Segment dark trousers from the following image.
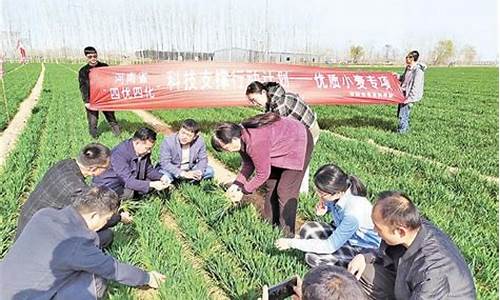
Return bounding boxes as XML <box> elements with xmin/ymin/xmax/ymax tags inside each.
<box><xmin>86</xmin><ymin>108</ymin><xmax>120</xmax><ymax>138</ymax></box>
<box><xmin>359</xmin><ymin>262</ymin><xmax>397</xmax><ymax>300</ymax></box>
<box><xmin>263</xmin><ymin>130</ymin><xmax>314</xmax><ymax>236</ymax></box>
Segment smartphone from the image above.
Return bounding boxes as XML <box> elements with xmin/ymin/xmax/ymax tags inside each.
<box><xmin>266</xmin><ymin>277</ymin><xmax>298</xmax><ymax>300</ymax></box>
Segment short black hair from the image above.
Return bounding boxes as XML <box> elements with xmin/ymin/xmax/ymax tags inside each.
<box><xmin>407</xmin><ymin>50</ymin><xmax>420</xmax><ymax>62</ymax></box>
<box><xmin>302</xmin><ymin>265</ymin><xmax>367</xmax><ymax>300</ymax></box>
<box><xmin>374</xmin><ymin>191</ymin><xmax>422</xmax><ymax>230</ymax></box>
<box><xmin>133</xmin><ymin>127</ymin><xmax>157</xmax><ymax>142</ymax></box>
<box><xmin>77</xmin><ymin>143</ymin><xmax>110</xmax><ymax>167</ymax></box>
<box><xmin>84</xmin><ymin>46</ymin><xmax>97</xmax><ymax>56</ymax></box>
<box><xmin>181</xmin><ymin>119</ymin><xmax>200</xmax><ymax>134</ymax></box>
<box><xmin>72</xmin><ymin>186</ymin><xmax>119</xmax><ymax>215</ymax></box>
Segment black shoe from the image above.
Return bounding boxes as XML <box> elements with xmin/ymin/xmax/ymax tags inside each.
<box><xmin>111</xmin><ymin>126</ymin><xmax>121</xmax><ymax>137</ymax></box>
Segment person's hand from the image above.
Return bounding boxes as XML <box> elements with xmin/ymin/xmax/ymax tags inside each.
<box><xmin>147</xmin><ymin>271</ymin><xmax>166</xmax><ymax>288</ymax></box>
<box><xmin>180</xmin><ymin>171</ymin><xmax>197</xmax><ymax>180</ymax></box>
<box><xmin>291</xmin><ymin>275</ymin><xmax>303</xmax><ymax>300</ymax></box>
<box><xmin>259</xmin><ymin>285</ymin><xmax>269</xmax><ymax>300</ymax></box>
<box><xmin>120</xmin><ymin>211</ymin><xmax>133</xmax><ymax>224</ymax></box>
<box><xmin>226</xmin><ymin>189</ymin><xmax>243</xmax><ymax>204</ymax></box>
<box><xmin>191</xmin><ymin>170</ymin><xmax>203</xmax><ymax>181</ymax></box>
<box><xmin>315</xmin><ymin>201</ymin><xmax>328</xmax><ymax>216</ymax></box>
<box><xmin>150</xmin><ymin>180</ymin><xmax>170</xmax><ymax>191</ymax></box>
<box><xmin>275</xmin><ymin>238</ymin><xmax>292</xmax><ymax>251</ymax></box>
<box><xmin>347</xmin><ymin>254</ymin><xmax>367</xmax><ymax>280</ymax></box>
<box><xmin>226</xmin><ymin>184</ymin><xmax>240</xmax><ymax>194</ymax></box>
<box><xmin>84</xmin><ymin>103</ymin><xmax>94</xmax><ymax>110</ymax></box>
<box><xmin>392</xmin><ymin>72</ymin><xmax>399</xmax><ymax>78</ymax></box>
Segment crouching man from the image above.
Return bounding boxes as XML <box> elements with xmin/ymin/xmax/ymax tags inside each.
<box><xmin>0</xmin><ymin>186</ymin><xmax>166</xmax><ymax>299</ymax></box>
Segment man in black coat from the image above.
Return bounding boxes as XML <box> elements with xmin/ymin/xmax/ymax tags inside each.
<box><xmin>348</xmin><ymin>191</ymin><xmax>476</xmax><ymax>299</ymax></box>
<box><xmin>79</xmin><ymin>46</ymin><xmax>120</xmax><ymax>139</ymax></box>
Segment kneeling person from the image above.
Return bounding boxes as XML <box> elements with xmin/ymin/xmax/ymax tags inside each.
<box><xmin>158</xmin><ymin>119</ymin><xmax>214</xmax><ymax>183</ymax></box>
<box><xmin>93</xmin><ymin>127</ymin><xmax>170</xmax><ymax>200</ymax></box>
<box><xmin>348</xmin><ymin>191</ymin><xmax>476</xmax><ymax>299</ymax></box>
<box><xmin>0</xmin><ymin>187</ymin><xmax>165</xmax><ymax>300</ymax></box>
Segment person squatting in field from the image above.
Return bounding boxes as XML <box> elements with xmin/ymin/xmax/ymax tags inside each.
<box><xmin>93</xmin><ymin>127</ymin><xmax>171</xmax><ymax>200</ymax></box>
<box><xmin>274</xmin><ymin>164</ymin><xmax>380</xmax><ymax>268</ymax></box>
<box><xmin>0</xmin><ymin>187</ymin><xmax>165</xmax><ymax>299</ymax></box>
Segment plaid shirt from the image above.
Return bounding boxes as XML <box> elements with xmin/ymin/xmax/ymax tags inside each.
<box><xmin>15</xmin><ymin>159</ymin><xmax>89</xmax><ymax>238</ymax></box>
<box><xmin>265</xmin><ymin>83</ymin><xmax>316</xmax><ymax>128</ymax></box>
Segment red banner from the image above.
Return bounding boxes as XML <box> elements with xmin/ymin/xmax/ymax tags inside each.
<box><xmin>89</xmin><ymin>62</ymin><xmax>404</xmax><ymax>111</ymax></box>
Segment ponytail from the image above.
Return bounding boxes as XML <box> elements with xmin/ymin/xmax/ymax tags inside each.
<box><xmin>347</xmin><ymin>175</ymin><xmax>367</xmax><ymax>197</ymax></box>
<box><xmin>314</xmin><ymin>164</ymin><xmax>367</xmax><ymax>197</ymax></box>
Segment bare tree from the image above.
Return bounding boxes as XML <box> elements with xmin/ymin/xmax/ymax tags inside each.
<box><xmin>460</xmin><ymin>45</ymin><xmax>477</xmax><ymax>65</ymax></box>
<box><xmin>349</xmin><ymin>45</ymin><xmax>364</xmax><ymax>63</ymax></box>
<box><xmin>432</xmin><ymin>39</ymin><xmax>455</xmax><ymax>65</ymax></box>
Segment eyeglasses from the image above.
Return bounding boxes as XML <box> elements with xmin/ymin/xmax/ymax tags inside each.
<box><xmin>86</xmin><ymin>54</ymin><xmax>97</xmax><ymax>59</ymax></box>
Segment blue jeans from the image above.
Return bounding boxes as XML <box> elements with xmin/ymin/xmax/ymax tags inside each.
<box><xmin>397</xmin><ymin>103</ymin><xmax>412</xmax><ymax>133</ymax></box>
<box><xmin>160</xmin><ymin>165</ymin><xmax>214</xmax><ymax>183</ymax></box>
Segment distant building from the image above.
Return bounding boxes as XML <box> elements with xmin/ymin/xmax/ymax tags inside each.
<box><xmin>135</xmin><ymin>50</ymin><xmax>214</xmax><ymax>61</ymax></box>
<box><xmin>213</xmin><ymin>47</ymin><xmax>323</xmax><ymax>64</ymax></box>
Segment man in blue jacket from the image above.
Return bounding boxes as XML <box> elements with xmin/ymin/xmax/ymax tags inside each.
<box><xmin>0</xmin><ymin>186</ymin><xmax>165</xmax><ymax>300</ymax></box>
<box><xmin>158</xmin><ymin>119</ymin><xmax>214</xmax><ymax>183</ymax></box>
<box><xmin>93</xmin><ymin>127</ymin><xmax>170</xmax><ymax>200</ymax></box>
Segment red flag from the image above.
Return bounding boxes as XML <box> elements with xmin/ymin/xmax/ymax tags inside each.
<box><xmin>89</xmin><ymin>62</ymin><xmax>404</xmax><ymax>111</ymax></box>
<box><xmin>16</xmin><ymin>40</ymin><xmax>26</xmax><ymax>63</ymax></box>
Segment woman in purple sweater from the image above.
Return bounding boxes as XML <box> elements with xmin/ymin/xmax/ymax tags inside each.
<box><xmin>211</xmin><ymin>113</ymin><xmax>314</xmax><ymax>236</ymax></box>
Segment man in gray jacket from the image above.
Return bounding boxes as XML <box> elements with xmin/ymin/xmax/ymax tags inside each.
<box><xmin>0</xmin><ymin>186</ymin><xmax>165</xmax><ymax>300</ymax></box>
<box><xmin>347</xmin><ymin>191</ymin><xmax>475</xmax><ymax>299</ymax></box>
<box><xmin>158</xmin><ymin>119</ymin><xmax>214</xmax><ymax>183</ymax></box>
<box><xmin>395</xmin><ymin>50</ymin><xmax>426</xmax><ymax>133</ymax></box>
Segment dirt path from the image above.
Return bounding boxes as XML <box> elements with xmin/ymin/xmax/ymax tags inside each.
<box><xmin>0</xmin><ymin>63</ymin><xmax>45</xmax><ymax>171</ymax></box>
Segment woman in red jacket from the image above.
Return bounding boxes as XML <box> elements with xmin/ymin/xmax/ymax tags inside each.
<box><xmin>212</xmin><ymin>113</ymin><xmax>314</xmax><ymax>236</ymax></box>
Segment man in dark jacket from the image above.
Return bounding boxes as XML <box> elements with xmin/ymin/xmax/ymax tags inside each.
<box><xmin>347</xmin><ymin>191</ymin><xmax>475</xmax><ymax>299</ymax></box>
<box><xmin>1</xmin><ymin>186</ymin><xmax>165</xmax><ymax>300</ymax></box>
<box><xmin>93</xmin><ymin>127</ymin><xmax>170</xmax><ymax>200</ymax></box>
<box><xmin>15</xmin><ymin>143</ymin><xmax>131</xmax><ymax>248</ymax></box>
<box><xmin>79</xmin><ymin>46</ymin><xmax>120</xmax><ymax>139</ymax></box>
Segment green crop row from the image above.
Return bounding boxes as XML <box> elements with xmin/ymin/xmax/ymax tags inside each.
<box><xmin>0</xmin><ymin>63</ymin><xmax>42</xmax><ymax>131</ymax></box>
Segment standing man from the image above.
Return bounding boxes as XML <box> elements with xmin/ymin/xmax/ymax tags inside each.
<box><xmin>15</xmin><ymin>143</ymin><xmax>130</xmax><ymax>248</ymax></box>
<box><xmin>395</xmin><ymin>50</ymin><xmax>426</xmax><ymax>133</ymax></box>
<box><xmin>1</xmin><ymin>187</ymin><xmax>166</xmax><ymax>299</ymax></box>
<box><xmin>93</xmin><ymin>127</ymin><xmax>170</xmax><ymax>200</ymax></box>
<box><xmin>79</xmin><ymin>46</ymin><xmax>121</xmax><ymax>139</ymax></box>
<box><xmin>347</xmin><ymin>191</ymin><xmax>476</xmax><ymax>299</ymax></box>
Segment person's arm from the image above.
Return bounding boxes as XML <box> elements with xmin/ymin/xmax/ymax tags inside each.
<box><xmin>406</xmin><ymin>69</ymin><xmax>424</xmax><ymax>103</ymax></box>
<box><xmin>78</xmin><ymin>68</ymin><xmax>90</xmax><ymax>103</ymax></box>
<box><xmin>287</xmin><ymin>214</ymin><xmax>359</xmax><ymax>254</ymax></box>
<box><xmin>145</xmin><ymin>155</ymin><xmax>163</xmax><ymax>181</ymax></box>
<box><xmin>234</xmin><ymin>152</ymin><xmax>255</xmax><ymax>188</ymax></box>
<box><xmin>409</xmin><ymin>261</ymin><xmax>452</xmax><ymax>300</ymax></box>
<box><xmin>159</xmin><ymin>138</ymin><xmax>182</xmax><ymax>178</ymax></box>
<box><xmin>67</xmin><ymin>238</ymin><xmax>149</xmax><ymax>287</ymax></box>
<box><xmin>239</xmin><ymin>139</ymin><xmax>271</xmax><ymax>194</ymax></box>
<box><xmin>192</xmin><ymin>139</ymin><xmax>208</xmax><ymax>172</ymax></box>
<box><xmin>111</xmin><ymin>154</ymin><xmax>150</xmax><ymax>194</ymax></box>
